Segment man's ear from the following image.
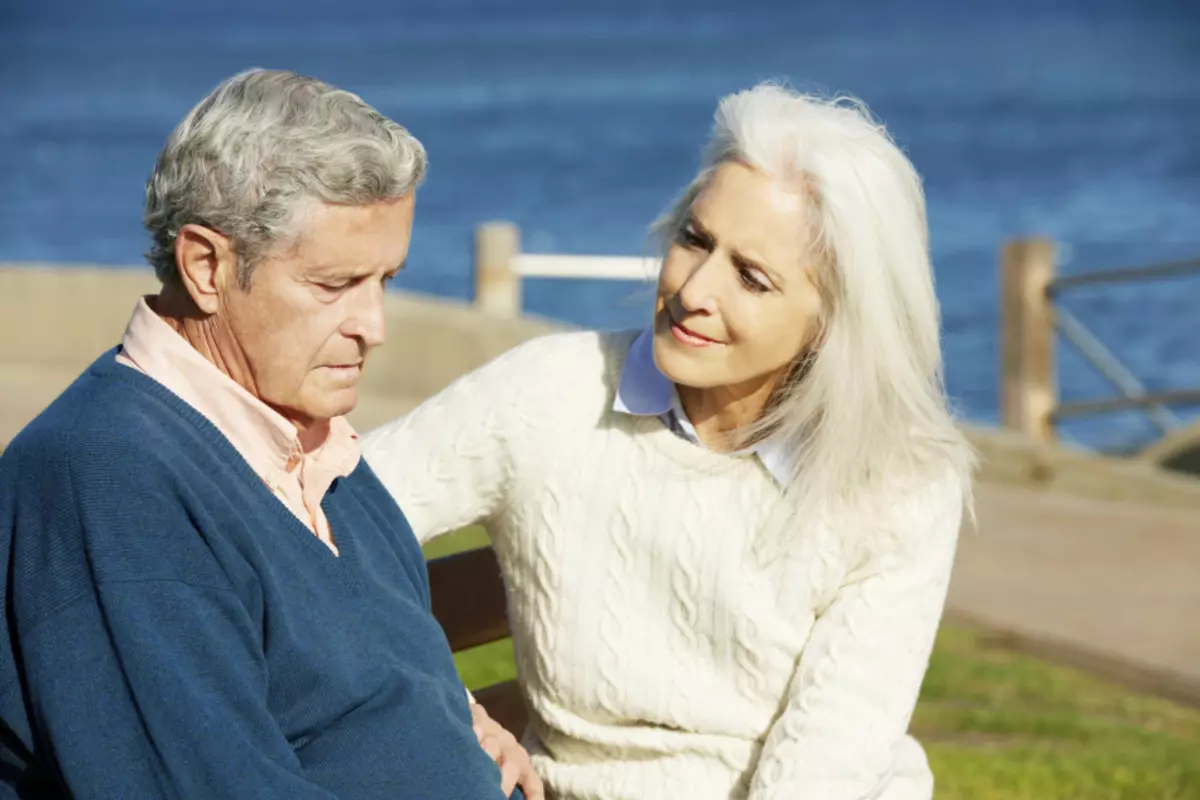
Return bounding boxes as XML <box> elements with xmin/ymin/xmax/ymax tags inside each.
<box><xmin>175</xmin><ymin>224</ymin><xmax>237</xmax><ymax>314</ymax></box>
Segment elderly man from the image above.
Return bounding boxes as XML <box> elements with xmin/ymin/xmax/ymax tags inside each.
<box><xmin>0</xmin><ymin>69</ymin><xmax>539</xmax><ymax>800</ymax></box>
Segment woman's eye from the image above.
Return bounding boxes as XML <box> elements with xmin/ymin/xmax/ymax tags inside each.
<box><xmin>738</xmin><ymin>268</ymin><xmax>769</xmax><ymax>294</ymax></box>
<box><xmin>676</xmin><ymin>227</ymin><xmax>708</xmax><ymax>249</ymax></box>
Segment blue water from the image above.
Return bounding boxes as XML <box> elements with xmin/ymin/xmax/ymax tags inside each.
<box><xmin>3</xmin><ymin>0</ymin><xmax>1198</xmax><ymax>449</ymax></box>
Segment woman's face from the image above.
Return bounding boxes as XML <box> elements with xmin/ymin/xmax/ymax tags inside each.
<box><xmin>652</xmin><ymin>161</ymin><xmax>825</xmax><ymax>396</ymax></box>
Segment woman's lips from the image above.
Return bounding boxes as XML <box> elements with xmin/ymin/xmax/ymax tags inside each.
<box><xmin>669</xmin><ymin>317</ymin><xmax>720</xmax><ymax>347</ymax></box>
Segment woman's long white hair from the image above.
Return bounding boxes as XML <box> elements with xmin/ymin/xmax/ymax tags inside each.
<box><xmin>653</xmin><ymin>83</ymin><xmax>975</xmax><ymax>524</ymax></box>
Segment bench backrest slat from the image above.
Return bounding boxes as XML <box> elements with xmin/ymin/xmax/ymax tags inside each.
<box><xmin>427</xmin><ymin>546</ymin><xmax>512</xmax><ymax>652</ymax></box>
<box><xmin>427</xmin><ymin>546</ymin><xmax>529</xmax><ymax>733</ymax></box>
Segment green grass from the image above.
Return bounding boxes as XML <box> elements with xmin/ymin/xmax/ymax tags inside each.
<box><xmin>421</xmin><ymin>526</ymin><xmax>491</xmax><ymax>560</ymax></box>
<box><xmin>424</xmin><ymin>527</ymin><xmax>520</xmax><ymax>689</ymax></box>
<box><xmin>917</xmin><ymin>626</ymin><xmax>1200</xmax><ymax>799</ymax></box>
<box><xmin>427</xmin><ymin>529</ymin><xmax>1200</xmax><ymax>799</ymax></box>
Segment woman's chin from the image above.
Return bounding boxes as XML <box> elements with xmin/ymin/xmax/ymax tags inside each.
<box><xmin>652</xmin><ymin>333</ymin><xmax>719</xmax><ymax>388</ymax></box>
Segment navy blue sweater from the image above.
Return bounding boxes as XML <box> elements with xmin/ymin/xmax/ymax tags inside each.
<box><xmin>0</xmin><ymin>352</ymin><xmax>515</xmax><ymax>800</ymax></box>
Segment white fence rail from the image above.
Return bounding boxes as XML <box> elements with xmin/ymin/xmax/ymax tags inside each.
<box><xmin>474</xmin><ymin>221</ymin><xmax>657</xmax><ymax>316</ymax></box>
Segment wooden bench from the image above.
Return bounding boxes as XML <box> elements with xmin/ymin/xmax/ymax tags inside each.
<box><xmin>428</xmin><ymin>546</ymin><xmax>529</xmax><ymax>734</ymax></box>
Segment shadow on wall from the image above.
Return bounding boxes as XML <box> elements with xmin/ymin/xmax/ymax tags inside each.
<box><xmin>1139</xmin><ymin>421</ymin><xmax>1200</xmax><ymax>478</ymax></box>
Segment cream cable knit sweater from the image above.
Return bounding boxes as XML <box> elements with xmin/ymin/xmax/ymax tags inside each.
<box><xmin>363</xmin><ymin>331</ymin><xmax>965</xmax><ymax>800</ymax></box>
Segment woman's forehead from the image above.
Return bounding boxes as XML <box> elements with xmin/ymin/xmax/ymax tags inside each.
<box><xmin>692</xmin><ymin>163</ymin><xmax>814</xmax><ymax>269</ymax></box>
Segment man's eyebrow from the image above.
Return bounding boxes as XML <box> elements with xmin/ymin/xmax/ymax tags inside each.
<box><xmin>311</xmin><ymin>260</ymin><xmax>407</xmax><ymax>279</ymax></box>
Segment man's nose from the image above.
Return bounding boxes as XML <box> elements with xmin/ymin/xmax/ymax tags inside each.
<box><xmin>347</xmin><ymin>282</ymin><xmax>387</xmax><ymax>350</ymax></box>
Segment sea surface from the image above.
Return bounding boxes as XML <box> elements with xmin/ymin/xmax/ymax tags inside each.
<box><xmin>3</xmin><ymin>0</ymin><xmax>1198</xmax><ymax>448</ymax></box>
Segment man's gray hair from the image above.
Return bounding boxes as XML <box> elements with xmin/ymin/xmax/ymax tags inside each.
<box><xmin>144</xmin><ymin>68</ymin><xmax>427</xmax><ymax>287</ymax></box>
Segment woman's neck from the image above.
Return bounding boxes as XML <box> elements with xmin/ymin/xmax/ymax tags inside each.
<box><xmin>676</xmin><ymin>373</ymin><xmax>779</xmax><ymax>452</ymax></box>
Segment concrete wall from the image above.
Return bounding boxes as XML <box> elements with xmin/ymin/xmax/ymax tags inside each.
<box><xmin>0</xmin><ymin>265</ymin><xmax>560</xmax><ymax>441</ymax></box>
<box><xmin>962</xmin><ymin>423</ymin><xmax>1200</xmax><ymax>511</ymax></box>
<box><xmin>0</xmin><ymin>264</ymin><xmax>560</xmax><ymax>385</ymax></box>
<box><xmin>3</xmin><ymin>265</ymin><xmax>1199</xmax><ymax>510</ymax></box>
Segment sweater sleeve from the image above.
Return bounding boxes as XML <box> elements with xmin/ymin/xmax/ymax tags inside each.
<box><xmin>7</xmin><ymin>448</ymin><xmax>342</xmax><ymax>799</ymax></box>
<box><xmin>362</xmin><ymin>337</ymin><xmax>550</xmax><ymax>544</ymax></box>
<box><xmin>746</xmin><ymin>477</ymin><xmax>965</xmax><ymax>800</ymax></box>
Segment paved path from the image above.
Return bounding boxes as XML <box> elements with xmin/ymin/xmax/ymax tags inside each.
<box><xmin>951</xmin><ymin>481</ymin><xmax>1199</xmax><ymax>704</ymax></box>
<box><xmin>5</xmin><ymin>362</ymin><xmax>1199</xmax><ymax>703</ymax></box>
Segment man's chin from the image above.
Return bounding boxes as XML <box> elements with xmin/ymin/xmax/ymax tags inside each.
<box><xmin>325</xmin><ymin>392</ymin><xmax>360</xmax><ymax>421</ymax></box>
<box><xmin>302</xmin><ymin>387</ymin><xmax>360</xmax><ymax>424</ymax></box>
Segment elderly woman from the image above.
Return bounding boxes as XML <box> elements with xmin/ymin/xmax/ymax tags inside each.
<box><xmin>364</xmin><ymin>83</ymin><xmax>975</xmax><ymax>800</ymax></box>
<box><xmin>0</xmin><ymin>69</ymin><xmax>537</xmax><ymax>800</ymax></box>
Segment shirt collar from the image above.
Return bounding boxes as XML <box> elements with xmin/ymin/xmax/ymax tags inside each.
<box><xmin>612</xmin><ymin>329</ymin><xmax>793</xmax><ymax>485</ymax></box>
<box><xmin>118</xmin><ymin>296</ymin><xmax>361</xmax><ymax>482</ymax></box>
<box><xmin>613</xmin><ymin>327</ymin><xmax>673</xmax><ymax>417</ymax></box>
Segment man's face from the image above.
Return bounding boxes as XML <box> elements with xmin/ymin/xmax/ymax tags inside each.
<box><xmin>217</xmin><ymin>196</ymin><xmax>415</xmax><ymax>427</ymax></box>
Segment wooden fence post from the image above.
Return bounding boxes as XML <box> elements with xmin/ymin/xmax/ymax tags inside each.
<box><xmin>1001</xmin><ymin>238</ymin><xmax>1057</xmax><ymax>443</ymax></box>
<box><xmin>474</xmin><ymin>222</ymin><xmax>521</xmax><ymax>317</ymax></box>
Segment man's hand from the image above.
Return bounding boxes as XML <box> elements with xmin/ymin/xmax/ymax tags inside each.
<box><xmin>470</xmin><ymin>703</ymin><xmax>544</xmax><ymax>800</ymax></box>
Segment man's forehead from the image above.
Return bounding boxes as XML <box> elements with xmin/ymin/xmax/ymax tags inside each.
<box><xmin>277</xmin><ymin>199</ymin><xmax>414</xmax><ymax>276</ymax></box>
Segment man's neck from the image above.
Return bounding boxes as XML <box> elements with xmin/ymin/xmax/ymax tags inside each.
<box><xmin>152</xmin><ymin>288</ymin><xmax>254</xmax><ymax>390</ymax></box>
<box><xmin>150</xmin><ymin>289</ymin><xmax>329</xmax><ymax>453</ymax></box>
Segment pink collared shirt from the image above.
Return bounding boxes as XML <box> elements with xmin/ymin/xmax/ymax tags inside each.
<box><xmin>115</xmin><ymin>297</ymin><xmax>360</xmax><ymax>555</ymax></box>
